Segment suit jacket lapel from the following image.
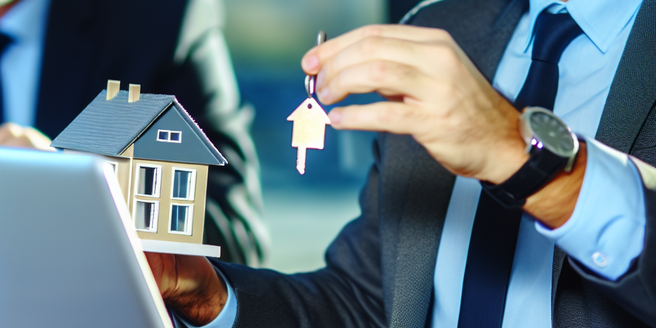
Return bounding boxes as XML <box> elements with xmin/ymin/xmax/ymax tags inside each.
<box><xmin>595</xmin><ymin>0</ymin><xmax>656</xmax><ymax>153</ymax></box>
<box><xmin>408</xmin><ymin>0</ymin><xmax>527</xmax><ymax>82</ymax></box>
<box><xmin>36</xmin><ymin>0</ymin><xmax>100</xmax><ymax>139</ymax></box>
<box><xmin>465</xmin><ymin>0</ymin><xmax>529</xmax><ymax>81</ymax></box>
<box><xmin>387</xmin><ymin>1</ymin><xmax>526</xmax><ymax>326</ymax></box>
<box><xmin>380</xmin><ymin>134</ymin><xmax>455</xmax><ymax>328</ymax></box>
<box><xmin>377</xmin><ymin>133</ymin><xmax>424</xmax><ymax>325</ymax></box>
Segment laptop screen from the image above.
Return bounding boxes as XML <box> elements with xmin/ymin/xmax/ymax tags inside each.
<box><xmin>0</xmin><ymin>147</ymin><xmax>172</xmax><ymax>328</ymax></box>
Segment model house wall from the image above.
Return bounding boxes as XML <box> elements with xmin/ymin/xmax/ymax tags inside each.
<box><xmin>130</xmin><ymin>159</ymin><xmax>208</xmax><ymax>244</ymax></box>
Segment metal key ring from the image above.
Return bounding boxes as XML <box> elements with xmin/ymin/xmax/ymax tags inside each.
<box><xmin>305</xmin><ymin>31</ymin><xmax>327</xmax><ymax>98</ymax></box>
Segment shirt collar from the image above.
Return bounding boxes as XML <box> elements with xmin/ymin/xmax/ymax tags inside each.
<box><xmin>0</xmin><ymin>0</ymin><xmax>51</xmax><ymax>47</ymax></box>
<box><xmin>524</xmin><ymin>0</ymin><xmax>643</xmax><ymax>53</ymax></box>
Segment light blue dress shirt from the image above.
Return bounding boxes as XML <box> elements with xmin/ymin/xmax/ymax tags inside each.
<box><xmin>0</xmin><ymin>0</ymin><xmax>50</xmax><ymax>126</ymax></box>
<box><xmin>201</xmin><ymin>0</ymin><xmax>648</xmax><ymax>327</ymax></box>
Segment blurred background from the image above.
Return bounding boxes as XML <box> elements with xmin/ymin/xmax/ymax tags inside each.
<box><xmin>223</xmin><ymin>0</ymin><xmax>421</xmax><ymax>273</ymax></box>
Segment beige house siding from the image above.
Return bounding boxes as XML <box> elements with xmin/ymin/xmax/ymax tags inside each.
<box><xmin>62</xmin><ymin>148</ymin><xmax>209</xmax><ymax>244</ymax></box>
<box><xmin>131</xmin><ymin>159</ymin><xmax>207</xmax><ymax>244</ymax></box>
<box><xmin>62</xmin><ymin>149</ymin><xmax>131</xmax><ymax>203</ymax></box>
<box><xmin>119</xmin><ymin>145</ymin><xmax>135</xmax><ymax>202</ymax></box>
<box><xmin>109</xmin><ymin>156</ymin><xmax>132</xmax><ymax>204</ymax></box>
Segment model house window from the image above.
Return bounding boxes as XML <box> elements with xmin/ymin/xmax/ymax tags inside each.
<box><xmin>136</xmin><ymin>164</ymin><xmax>161</xmax><ymax>197</ymax></box>
<box><xmin>169</xmin><ymin>204</ymin><xmax>193</xmax><ymax>235</ymax></box>
<box><xmin>170</xmin><ymin>131</ymin><xmax>181</xmax><ymax>142</ymax></box>
<box><xmin>157</xmin><ymin>129</ymin><xmax>182</xmax><ymax>143</ymax></box>
<box><xmin>171</xmin><ymin>168</ymin><xmax>196</xmax><ymax>200</ymax></box>
<box><xmin>135</xmin><ymin>200</ymin><xmax>159</xmax><ymax>232</ymax></box>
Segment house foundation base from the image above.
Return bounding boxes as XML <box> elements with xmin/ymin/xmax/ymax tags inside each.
<box><xmin>140</xmin><ymin>239</ymin><xmax>221</xmax><ymax>258</ymax></box>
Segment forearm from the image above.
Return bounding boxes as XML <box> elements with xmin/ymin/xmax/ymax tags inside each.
<box><xmin>211</xmin><ymin>261</ymin><xmax>386</xmax><ymax>328</ymax></box>
<box><xmin>206</xmin><ymin>159</ymin><xmax>387</xmax><ymax>327</ymax></box>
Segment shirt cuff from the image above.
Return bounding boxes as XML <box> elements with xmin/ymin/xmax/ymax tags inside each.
<box><xmin>535</xmin><ymin>137</ymin><xmax>646</xmax><ymax>281</ymax></box>
<box><xmin>181</xmin><ymin>268</ymin><xmax>237</xmax><ymax>328</ymax></box>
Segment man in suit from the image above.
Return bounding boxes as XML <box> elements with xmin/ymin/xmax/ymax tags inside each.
<box><xmin>0</xmin><ymin>0</ymin><xmax>268</xmax><ymax>266</ymax></box>
<box><xmin>152</xmin><ymin>0</ymin><xmax>656</xmax><ymax>326</ymax></box>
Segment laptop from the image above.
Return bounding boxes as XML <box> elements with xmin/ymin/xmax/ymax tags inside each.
<box><xmin>0</xmin><ymin>147</ymin><xmax>173</xmax><ymax>328</ymax></box>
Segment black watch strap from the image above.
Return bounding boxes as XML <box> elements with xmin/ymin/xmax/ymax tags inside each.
<box><xmin>480</xmin><ymin>147</ymin><xmax>571</xmax><ymax>209</ymax></box>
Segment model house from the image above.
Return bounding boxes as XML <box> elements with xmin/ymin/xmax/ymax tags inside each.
<box><xmin>51</xmin><ymin>80</ymin><xmax>226</xmax><ymax>246</ymax></box>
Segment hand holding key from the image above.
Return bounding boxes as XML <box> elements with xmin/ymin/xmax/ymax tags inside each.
<box><xmin>301</xmin><ymin>25</ymin><xmax>527</xmax><ymax>184</ymax></box>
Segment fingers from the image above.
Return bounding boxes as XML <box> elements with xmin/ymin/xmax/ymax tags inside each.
<box><xmin>0</xmin><ymin>122</ymin><xmax>55</xmax><ymax>151</ymax></box>
<box><xmin>318</xmin><ymin>60</ymin><xmax>434</xmax><ymax>104</ymax></box>
<box><xmin>302</xmin><ymin>24</ymin><xmax>452</xmax><ymax>74</ymax></box>
<box><xmin>325</xmin><ymin>35</ymin><xmax>453</xmax><ymax>78</ymax></box>
<box><xmin>328</xmin><ymin>101</ymin><xmax>425</xmax><ymax>135</ymax></box>
<box><xmin>0</xmin><ymin>124</ymin><xmax>35</xmax><ymax>149</ymax></box>
<box><xmin>0</xmin><ymin>122</ymin><xmax>21</xmax><ymax>145</ymax></box>
<box><xmin>302</xmin><ymin>24</ymin><xmax>529</xmax><ymax>184</ymax></box>
<box><xmin>144</xmin><ymin>252</ymin><xmax>177</xmax><ymax>293</ymax></box>
<box><xmin>23</xmin><ymin>127</ymin><xmax>55</xmax><ymax>151</ymax></box>
<box><xmin>305</xmin><ymin>27</ymin><xmax>464</xmax><ymax>105</ymax></box>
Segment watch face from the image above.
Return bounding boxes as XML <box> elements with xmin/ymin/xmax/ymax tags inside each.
<box><xmin>530</xmin><ymin>111</ymin><xmax>575</xmax><ymax>157</ymax></box>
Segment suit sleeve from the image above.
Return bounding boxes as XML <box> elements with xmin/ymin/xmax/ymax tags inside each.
<box><xmin>164</xmin><ymin>0</ymin><xmax>268</xmax><ymax>266</ymax></box>
<box><xmin>209</xmin><ymin>138</ymin><xmax>387</xmax><ymax>327</ymax></box>
<box><xmin>532</xmin><ymin>138</ymin><xmax>656</xmax><ymax>325</ymax></box>
<box><xmin>566</xmin><ymin>157</ymin><xmax>656</xmax><ymax>326</ymax></box>
<box><xmin>535</xmin><ymin>138</ymin><xmax>646</xmax><ymax>281</ymax></box>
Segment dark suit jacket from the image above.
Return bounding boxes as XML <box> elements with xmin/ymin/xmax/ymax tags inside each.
<box><xmin>33</xmin><ymin>0</ymin><xmax>266</xmax><ymax>265</ymax></box>
<box><xmin>214</xmin><ymin>0</ymin><xmax>656</xmax><ymax>326</ymax></box>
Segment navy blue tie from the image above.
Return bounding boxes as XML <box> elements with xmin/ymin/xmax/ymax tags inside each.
<box><xmin>514</xmin><ymin>13</ymin><xmax>583</xmax><ymax>111</ymax></box>
<box><xmin>0</xmin><ymin>33</ymin><xmax>13</xmax><ymax>124</ymax></box>
<box><xmin>457</xmin><ymin>12</ymin><xmax>583</xmax><ymax>328</ymax></box>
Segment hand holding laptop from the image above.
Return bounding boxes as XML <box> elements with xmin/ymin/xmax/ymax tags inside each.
<box><xmin>145</xmin><ymin>252</ymin><xmax>227</xmax><ymax>326</ymax></box>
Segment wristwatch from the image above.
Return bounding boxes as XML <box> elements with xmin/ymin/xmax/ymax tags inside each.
<box><xmin>481</xmin><ymin>106</ymin><xmax>580</xmax><ymax>208</ymax></box>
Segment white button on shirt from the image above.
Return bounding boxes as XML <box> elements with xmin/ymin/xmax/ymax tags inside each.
<box><xmin>592</xmin><ymin>252</ymin><xmax>609</xmax><ymax>268</ymax></box>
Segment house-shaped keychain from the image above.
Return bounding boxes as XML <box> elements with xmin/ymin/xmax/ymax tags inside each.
<box><xmin>51</xmin><ymin>80</ymin><xmax>224</xmax><ymax>257</ymax></box>
<box><xmin>287</xmin><ymin>97</ymin><xmax>330</xmax><ymax>174</ymax></box>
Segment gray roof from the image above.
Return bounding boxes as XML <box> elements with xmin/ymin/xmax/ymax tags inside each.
<box><xmin>51</xmin><ymin>90</ymin><xmax>226</xmax><ymax>165</ymax></box>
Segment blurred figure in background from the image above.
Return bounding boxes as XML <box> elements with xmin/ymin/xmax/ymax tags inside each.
<box><xmin>0</xmin><ymin>0</ymin><xmax>268</xmax><ymax>266</ymax></box>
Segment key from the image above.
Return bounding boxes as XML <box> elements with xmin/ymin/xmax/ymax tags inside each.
<box><xmin>287</xmin><ymin>31</ymin><xmax>330</xmax><ymax>175</ymax></box>
<box><xmin>287</xmin><ymin>97</ymin><xmax>330</xmax><ymax>174</ymax></box>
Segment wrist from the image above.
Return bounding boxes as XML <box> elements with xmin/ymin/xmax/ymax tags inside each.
<box><xmin>525</xmin><ymin>141</ymin><xmax>587</xmax><ymax>228</ymax></box>
<box><xmin>481</xmin><ymin>138</ymin><xmax>530</xmax><ymax>185</ymax></box>
<box><xmin>475</xmin><ymin>102</ymin><xmax>530</xmax><ymax>184</ymax></box>
<box><xmin>480</xmin><ymin>107</ymin><xmax>581</xmax><ymax>209</ymax></box>
<box><xmin>166</xmin><ymin>256</ymin><xmax>226</xmax><ymax>326</ymax></box>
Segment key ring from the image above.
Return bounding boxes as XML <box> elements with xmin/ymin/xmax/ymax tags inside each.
<box><xmin>305</xmin><ymin>31</ymin><xmax>327</xmax><ymax>98</ymax></box>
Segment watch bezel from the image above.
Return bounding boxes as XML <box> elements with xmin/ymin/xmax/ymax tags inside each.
<box><xmin>519</xmin><ymin>107</ymin><xmax>579</xmax><ymax>172</ymax></box>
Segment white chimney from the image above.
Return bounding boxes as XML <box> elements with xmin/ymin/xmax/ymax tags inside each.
<box><xmin>106</xmin><ymin>80</ymin><xmax>120</xmax><ymax>100</ymax></box>
<box><xmin>128</xmin><ymin>84</ymin><xmax>141</xmax><ymax>103</ymax></box>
